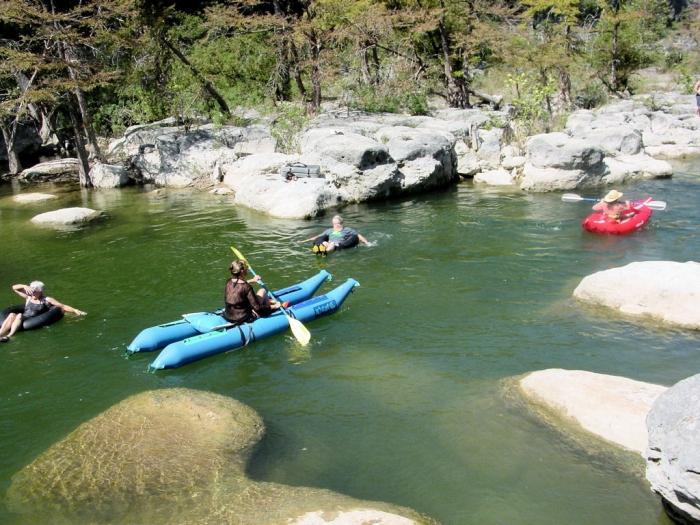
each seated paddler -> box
[223,260,286,325]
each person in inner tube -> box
[302,215,370,253]
[592,190,631,222]
[0,281,86,343]
[223,260,287,326]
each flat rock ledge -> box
[12,193,57,203]
[30,207,103,226]
[573,261,700,330]
[518,369,666,454]
[7,388,436,525]
[646,374,700,525]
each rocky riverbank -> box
[9,92,700,219]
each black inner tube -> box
[0,304,64,332]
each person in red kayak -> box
[592,189,630,222]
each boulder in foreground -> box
[7,389,435,525]
[519,369,666,454]
[573,261,700,330]
[647,374,700,525]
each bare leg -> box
[7,314,23,338]
[0,313,17,337]
[323,241,337,253]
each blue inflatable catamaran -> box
[126,271,359,370]
[127,270,331,353]
[149,278,359,370]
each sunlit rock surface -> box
[573,261,700,330]
[7,389,436,525]
[12,193,57,203]
[30,207,102,226]
[646,374,700,525]
[519,369,666,454]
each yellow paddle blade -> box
[230,246,248,265]
[287,314,311,346]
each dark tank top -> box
[24,297,50,318]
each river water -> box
[1,162,699,524]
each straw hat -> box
[603,190,623,203]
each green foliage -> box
[506,72,558,138]
[348,84,429,115]
[270,102,309,153]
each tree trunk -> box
[308,31,322,112]
[272,0,292,101]
[14,71,58,146]
[611,20,620,92]
[289,40,308,101]
[161,37,231,117]
[67,95,92,188]
[0,120,22,175]
[437,7,468,108]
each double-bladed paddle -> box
[230,246,311,346]
[561,193,667,210]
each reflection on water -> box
[1,164,699,524]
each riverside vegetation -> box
[1,0,700,183]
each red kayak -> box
[582,198,653,235]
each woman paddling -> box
[302,215,370,254]
[223,261,286,325]
[591,190,630,222]
[0,281,86,343]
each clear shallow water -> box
[1,163,699,524]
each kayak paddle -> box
[561,193,667,210]
[230,246,311,346]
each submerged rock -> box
[12,193,57,203]
[30,207,102,226]
[573,261,700,330]
[7,389,436,525]
[646,374,700,525]
[519,369,666,454]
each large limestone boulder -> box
[7,389,436,525]
[300,129,391,169]
[107,119,275,187]
[30,207,102,226]
[573,261,700,330]
[19,158,80,183]
[602,153,673,184]
[89,162,130,188]
[526,132,605,171]
[519,369,666,454]
[374,126,454,163]
[474,169,515,186]
[646,374,700,525]
[12,193,57,203]
[577,125,643,155]
[519,164,591,192]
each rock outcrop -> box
[646,374,700,525]
[573,261,700,330]
[12,193,57,203]
[7,389,436,525]
[518,369,666,454]
[19,158,80,183]
[89,162,131,188]
[30,207,103,226]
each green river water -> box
[1,162,699,524]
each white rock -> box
[519,163,597,192]
[501,155,526,170]
[290,509,418,525]
[232,176,332,219]
[31,207,102,226]
[577,125,642,155]
[19,159,80,182]
[645,144,700,159]
[573,261,700,329]
[89,163,130,188]
[474,169,515,186]
[374,126,454,163]
[526,132,605,171]
[12,193,57,203]
[602,154,673,184]
[519,369,666,454]
[301,129,390,169]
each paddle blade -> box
[230,246,247,264]
[287,315,311,345]
[561,193,584,202]
[647,201,667,211]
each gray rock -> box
[602,154,673,184]
[301,129,390,169]
[577,125,643,155]
[30,207,102,226]
[646,374,700,524]
[520,163,601,192]
[12,193,57,203]
[374,126,454,163]
[526,132,605,171]
[89,163,130,188]
[474,169,515,186]
[19,158,80,183]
